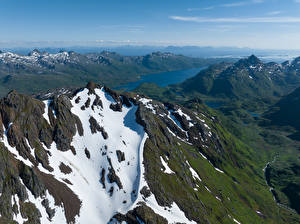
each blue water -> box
[114,67,206,91]
[249,111,261,117]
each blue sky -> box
[1,0,300,49]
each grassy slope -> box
[139,101,300,223]
[132,83,300,223]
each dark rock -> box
[89,116,107,138]
[107,157,123,189]
[42,198,56,219]
[92,95,103,109]
[89,116,99,133]
[172,112,190,131]
[100,168,106,189]
[52,95,83,152]
[140,186,151,198]
[18,163,45,198]
[35,169,81,224]
[62,179,73,185]
[84,148,91,159]
[75,97,80,104]
[86,81,101,95]
[59,162,72,174]
[121,95,132,107]
[109,186,114,197]
[113,202,168,224]
[110,103,122,112]
[84,98,91,108]
[104,86,120,103]
[116,150,125,162]
[0,91,54,169]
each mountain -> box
[178,55,300,102]
[0,50,222,97]
[0,82,296,223]
[261,86,300,214]
[132,55,300,111]
[264,86,300,139]
[5,45,300,61]
[132,55,300,218]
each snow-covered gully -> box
[1,86,196,224]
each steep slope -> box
[0,82,297,223]
[262,87,300,214]
[176,55,300,105]
[264,86,300,132]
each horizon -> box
[2,0,300,50]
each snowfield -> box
[1,87,196,224]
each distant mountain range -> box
[0,49,224,97]
[3,45,300,61]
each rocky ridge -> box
[0,82,288,223]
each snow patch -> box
[186,161,202,182]
[160,156,175,174]
[139,98,156,114]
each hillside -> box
[0,50,222,97]
[0,82,297,223]
[179,55,300,104]
[135,55,300,113]
[264,86,300,134]
[133,55,300,220]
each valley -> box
[0,50,227,97]
[134,55,300,221]
[0,50,298,223]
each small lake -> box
[114,67,206,91]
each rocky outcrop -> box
[52,95,83,152]
[89,116,108,139]
[113,203,168,224]
[116,150,125,162]
[107,157,123,190]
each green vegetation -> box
[133,55,300,222]
[0,51,227,97]
[138,100,299,223]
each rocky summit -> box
[0,82,290,224]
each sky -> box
[1,0,300,49]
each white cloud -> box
[203,6,215,10]
[267,11,283,15]
[187,0,264,11]
[295,0,300,3]
[187,6,214,11]
[170,16,300,23]
[221,2,247,7]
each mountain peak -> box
[247,54,261,64]
[235,54,262,68]
[28,49,41,56]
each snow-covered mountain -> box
[0,50,195,69]
[0,49,215,98]
[0,82,285,223]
